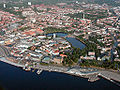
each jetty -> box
[88,75,100,82]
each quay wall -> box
[98,71,120,83]
[1,57,120,84]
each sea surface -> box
[0,61,120,90]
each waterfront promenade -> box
[33,64,68,72]
[1,56,120,84]
[98,70,120,82]
[0,56,98,78]
[0,45,120,83]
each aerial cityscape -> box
[0,0,120,90]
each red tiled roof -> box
[60,54,67,57]
[37,28,44,33]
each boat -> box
[37,69,43,74]
[27,67,31,71]
[32,69,36,72]
[24,67,31,71]
[23,66,25,70]
[48,69,52,72]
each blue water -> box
[0,61,120,90]
[47,33,86,49]
[66,37,85,49]
[0,33,119,90]
[47,33,67,37]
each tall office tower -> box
[3,4,6,8]
[53,33,56,38]
[83,13,85,19]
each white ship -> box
[23,66,31,71]
[37,69,43,74]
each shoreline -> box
[1,57,120,85]
[75,37,87,46]
[0,57,98,80]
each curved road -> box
[0,45,11,57]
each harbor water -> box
[0,33,119,90]
[0,61,120,90]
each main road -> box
[0,45,11,57]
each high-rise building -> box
[76,1,79,4]
[83,13,85,20]
[3,4,6,8]
[53,33,56,38]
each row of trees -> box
[80,59,120,70]
[43,27,69,34]
[62,48,81,66]
[77,35,101,57]
[89,35,105,47]
[62,42,100,66]
[63,34,120,70]
[62,35,101,66]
